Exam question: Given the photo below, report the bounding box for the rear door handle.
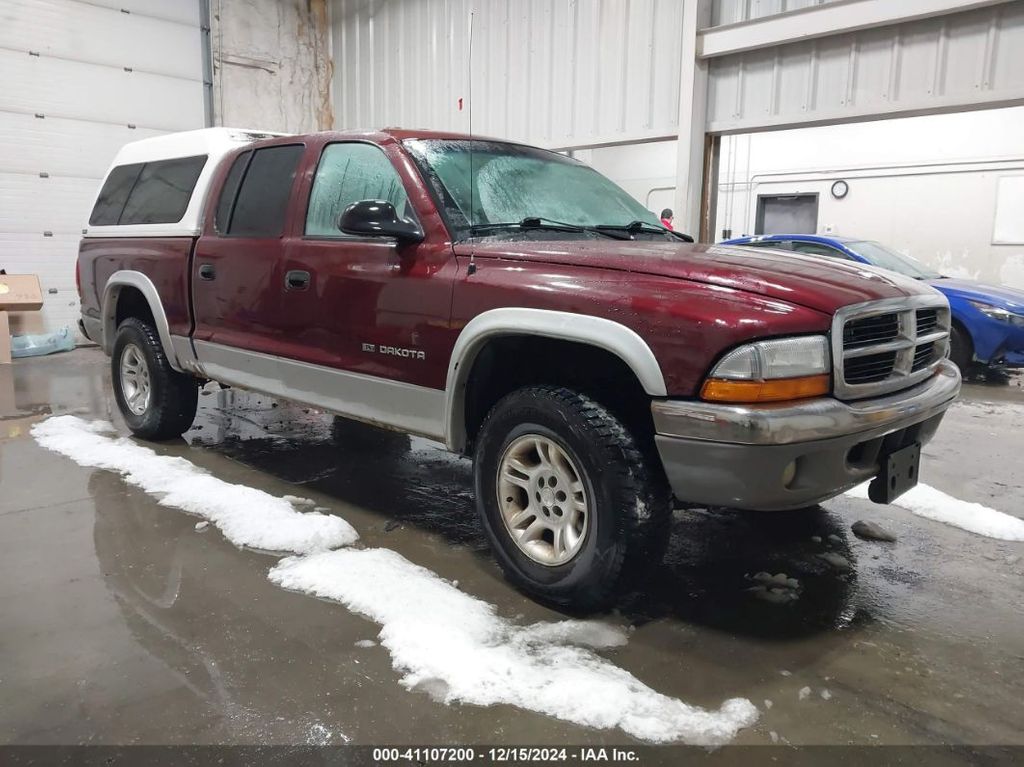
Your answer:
[285,269,311,290]
[198,264,216,281]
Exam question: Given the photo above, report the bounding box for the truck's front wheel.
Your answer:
[473,386,670,610]
[112,318,198,440]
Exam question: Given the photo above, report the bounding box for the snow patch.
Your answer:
[33,415,758,744]
[31,416,358,554]
[845,482,1024,541]
[269,548,758,744]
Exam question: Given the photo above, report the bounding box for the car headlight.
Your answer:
[701,336,831,403]
[969,301,1024,327]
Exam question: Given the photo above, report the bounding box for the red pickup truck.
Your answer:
[77,128,961,609]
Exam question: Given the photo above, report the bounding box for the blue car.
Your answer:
[721,234,1024,372]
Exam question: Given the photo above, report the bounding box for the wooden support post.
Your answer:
[0,311,9,365]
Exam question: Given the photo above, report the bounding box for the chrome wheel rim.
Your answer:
[496,434,589,566]
[119,343,151,416]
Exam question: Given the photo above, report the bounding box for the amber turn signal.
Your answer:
[700,374,831,403]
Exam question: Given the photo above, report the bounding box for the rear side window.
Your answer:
[119,155,207,225]
[89,156,206,226]
[226,145,304,237]
[89,163,144,225]
[214,151,251,233]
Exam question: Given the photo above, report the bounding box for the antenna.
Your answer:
[467,7,477,276]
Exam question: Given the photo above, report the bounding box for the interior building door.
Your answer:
[755,194,819,234]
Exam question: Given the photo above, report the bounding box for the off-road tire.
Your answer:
[949,324,973,374]
[474,385,671,611]
[112,318,198,440]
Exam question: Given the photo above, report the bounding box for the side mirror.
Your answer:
[338,200,424,244]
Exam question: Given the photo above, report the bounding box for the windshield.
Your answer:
[847,240,942,280]
[404,139,666,239]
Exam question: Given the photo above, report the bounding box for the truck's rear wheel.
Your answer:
[112,318,198,440]
[473,386,670,611]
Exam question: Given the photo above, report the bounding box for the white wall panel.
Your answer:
[711,0,842,27]
[0,0,205,337]
[331,0,686,147]
[993,175,1024,245]
[0,0,202,79]
[707,2,1024,132]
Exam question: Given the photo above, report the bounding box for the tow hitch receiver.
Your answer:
[869,442,921,504]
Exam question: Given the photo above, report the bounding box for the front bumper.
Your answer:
[651,359,961,511]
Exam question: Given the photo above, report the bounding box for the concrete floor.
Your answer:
[1,348,1022,748]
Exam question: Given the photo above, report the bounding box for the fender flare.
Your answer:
[101,270,184,371]
[443,308,667,451]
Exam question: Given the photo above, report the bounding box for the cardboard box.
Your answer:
[0,275,44,311]
[0,275,44,364]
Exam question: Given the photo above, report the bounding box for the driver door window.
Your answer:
[305,143,413,237]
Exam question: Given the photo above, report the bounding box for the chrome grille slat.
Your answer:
[844,337,916,358]
[832,296,951,400]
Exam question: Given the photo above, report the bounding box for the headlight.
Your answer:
[969,301,1024,327]
[701,336,831,403]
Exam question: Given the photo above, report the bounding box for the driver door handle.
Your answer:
[285,269,311,291]
[198,263,216,281]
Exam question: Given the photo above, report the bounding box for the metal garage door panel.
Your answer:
[85,0,199,26]
[0,174,97,235]
[0,233,78,290]
[0,112,164,179]
[0,0,201,81]
[0,50,204,130]
[0,233,81,335]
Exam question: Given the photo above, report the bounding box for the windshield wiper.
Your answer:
[596,220,695,242]
[467,217,628,239]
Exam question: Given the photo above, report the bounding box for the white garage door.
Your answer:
[0,0,205,338]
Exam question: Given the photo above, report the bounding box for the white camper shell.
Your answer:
[83,128,286,239]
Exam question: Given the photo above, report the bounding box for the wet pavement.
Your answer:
[1,349,1022,748]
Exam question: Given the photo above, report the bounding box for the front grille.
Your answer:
[845,351,899,384]
[916,308,939,335]
[912,342,935,371]
[844,313,900,349]
[833,298,951,399]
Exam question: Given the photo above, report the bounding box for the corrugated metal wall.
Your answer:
[707,2,1024,132]
[0,0,205,337]
[331,0,686,147]
[711,0,843,27]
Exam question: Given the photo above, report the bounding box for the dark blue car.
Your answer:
[722,234,1024,372]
